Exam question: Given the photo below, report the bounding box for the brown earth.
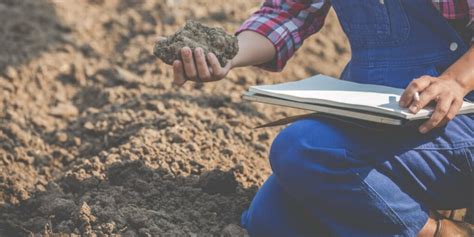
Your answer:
[154,21,239,67]
[0,0,350,236]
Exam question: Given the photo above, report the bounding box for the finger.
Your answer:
[418,95,453,133]
[400,76,433,107]
[194,48,211,81]
[173,60,187,86]
[442,98,463,125]
[409,84,442,114]
[436,99,463,128]
[208,53,224,78]
[181,47,198,80]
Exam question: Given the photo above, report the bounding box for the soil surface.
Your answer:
[0,0,350,236]
[154,21,239,67]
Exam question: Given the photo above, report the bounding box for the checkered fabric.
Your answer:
[237,0,474,71]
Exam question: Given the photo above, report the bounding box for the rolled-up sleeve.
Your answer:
[236,0,331,72]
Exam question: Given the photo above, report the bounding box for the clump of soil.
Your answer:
[154,21,239,67]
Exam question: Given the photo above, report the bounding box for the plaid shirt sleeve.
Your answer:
[432,0,474,43]
[236,0,331,72]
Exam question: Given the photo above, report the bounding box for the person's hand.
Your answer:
[156,37,233,86]
[399,75,469,134]
[172,47,233,86]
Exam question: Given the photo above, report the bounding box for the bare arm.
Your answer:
[231,31,276,68]
[439,46,474,91]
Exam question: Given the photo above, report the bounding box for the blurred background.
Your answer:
[0,0,349,235]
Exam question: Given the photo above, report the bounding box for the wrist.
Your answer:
[437,46,474,95]
[439,73,472,95]
[230,58,248,69]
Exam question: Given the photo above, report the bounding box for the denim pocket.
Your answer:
[381,64,441,88]
[331,0,409,48]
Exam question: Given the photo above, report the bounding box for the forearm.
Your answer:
[439,46,474,94]
[231,31,276,69]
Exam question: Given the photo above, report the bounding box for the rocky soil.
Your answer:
[0,0,349,236]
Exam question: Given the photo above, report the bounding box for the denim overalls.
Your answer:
[241,0,474,236]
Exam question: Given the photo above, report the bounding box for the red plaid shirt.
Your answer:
[238,0,474,71]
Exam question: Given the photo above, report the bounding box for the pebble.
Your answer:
[49,103,79,118]
[221,148,234,156]
[4,66,18,80]
[101,222,115,234]
[145,101,164,112]
[56,132,68,143]
[258,132,269,141]
[73,136,82,146]
[253,143,266,152]
[186,143,199,152]
[83,121,94,130]
[169,132,185,143]
[216,128,226,140]
[228,119,240,126]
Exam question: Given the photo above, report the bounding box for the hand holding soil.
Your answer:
[154,21,239,85]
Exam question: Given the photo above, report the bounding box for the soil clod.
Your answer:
[154,21,239,67]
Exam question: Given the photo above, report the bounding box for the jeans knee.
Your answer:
[269,122,302,177]
[269,119,324,178]
[268,119,353,188]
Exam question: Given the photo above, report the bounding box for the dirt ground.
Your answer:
[0,0,350,236]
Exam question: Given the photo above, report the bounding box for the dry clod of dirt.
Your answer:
[154,21,239,67]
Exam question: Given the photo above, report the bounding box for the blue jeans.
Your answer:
[242,118,473,236]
